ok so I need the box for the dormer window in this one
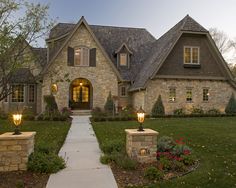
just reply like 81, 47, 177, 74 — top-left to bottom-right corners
74, 47, 89, 66
184, 46, 200, 64
120, 53, 127, 66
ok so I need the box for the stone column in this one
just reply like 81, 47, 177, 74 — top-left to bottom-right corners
125, 129, 158, 163
0, 132, 36, 171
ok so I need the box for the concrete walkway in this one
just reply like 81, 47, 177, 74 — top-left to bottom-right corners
46, 116, 118, 188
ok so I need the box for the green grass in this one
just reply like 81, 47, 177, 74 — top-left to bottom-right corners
0, 120, 71, 154
92, 117, 236, 188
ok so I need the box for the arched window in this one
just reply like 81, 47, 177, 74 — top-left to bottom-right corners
74, 47, 89, 66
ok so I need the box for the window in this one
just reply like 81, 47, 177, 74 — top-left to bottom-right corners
169, 88, 176, 102
186, 88, 192, 102
184, 46, 199, 64
28, 85, 35, 103
12, 85, 24, 102
121, 86, 127, 97
120, 53, 127, 66
74, 47, 89, 66
203, 88, 209, 102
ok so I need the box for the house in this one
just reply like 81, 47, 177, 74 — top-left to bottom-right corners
2, 15, 236, 114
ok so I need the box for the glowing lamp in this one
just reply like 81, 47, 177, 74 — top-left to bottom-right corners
12, 113, 22, 135
137, 106, 145, 131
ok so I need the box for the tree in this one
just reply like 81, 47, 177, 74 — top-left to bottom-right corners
151, 95, 165, 117
104, 91, 115, 115
225, 93, 236, 114
0, 0, 53, 101
209, 28, 233, 56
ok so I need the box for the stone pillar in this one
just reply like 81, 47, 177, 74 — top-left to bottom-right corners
0, 132, 36, 171
125, 129, 158, 163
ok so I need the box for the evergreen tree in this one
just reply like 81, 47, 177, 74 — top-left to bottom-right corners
151, 95, 165, 117
104, 91, 114, 114
225, 93, 236, 114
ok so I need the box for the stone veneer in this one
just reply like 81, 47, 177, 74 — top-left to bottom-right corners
0, 132, 36, 171
125, 129, 158, 163
42, 23, 118, 111
133, 79, 236, 114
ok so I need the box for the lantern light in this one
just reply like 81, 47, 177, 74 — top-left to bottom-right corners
12, 113, 22, 135
137, 106, 145, 131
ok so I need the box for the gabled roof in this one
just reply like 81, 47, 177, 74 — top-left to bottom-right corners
31, 47, 47, 67
114, 43, 133, 54
46, 21, 156, 81
10, 68, 36, 83
130, 15, 209, 91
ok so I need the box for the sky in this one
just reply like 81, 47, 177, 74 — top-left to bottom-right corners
30, 0, 236, 63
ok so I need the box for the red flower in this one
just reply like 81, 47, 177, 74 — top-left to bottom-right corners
183, 149, 191, 155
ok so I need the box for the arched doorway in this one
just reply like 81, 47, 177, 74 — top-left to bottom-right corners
69, 78, 93, 110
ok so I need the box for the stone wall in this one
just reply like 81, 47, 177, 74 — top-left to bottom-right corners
142, 78, 236, 114
42, 23, 118, 111
0, 132, 36, 171
125, 129, 158, 163
132, 91, 145, 111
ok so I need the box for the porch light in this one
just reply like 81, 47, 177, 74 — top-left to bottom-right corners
79, 82, 83, 86
137, 106, 145, 131
51, 84, 58, 94
12, 113, 22, 135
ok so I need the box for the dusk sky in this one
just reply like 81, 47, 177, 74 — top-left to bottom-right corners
31, 0, 236, 62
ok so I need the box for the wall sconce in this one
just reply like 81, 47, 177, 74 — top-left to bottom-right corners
51, 83, 58, 94
12, 113, 22, 135
137, 106, 145, 131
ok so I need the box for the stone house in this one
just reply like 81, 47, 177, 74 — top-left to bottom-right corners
2, 15, 236, 114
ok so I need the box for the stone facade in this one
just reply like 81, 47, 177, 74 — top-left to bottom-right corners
42, 23, 118, 110
132, 91, 145, 111
125, 129, 158, 163
0, 132, 36, 171
133, 78, 236, 115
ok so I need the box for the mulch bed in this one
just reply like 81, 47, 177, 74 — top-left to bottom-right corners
0, 171, 49, 188
111, 161, 199, 188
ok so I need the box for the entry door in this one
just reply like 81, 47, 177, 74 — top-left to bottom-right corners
72, 85, 90, 109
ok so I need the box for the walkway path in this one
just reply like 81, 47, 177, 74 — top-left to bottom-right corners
46, 116, 118, 188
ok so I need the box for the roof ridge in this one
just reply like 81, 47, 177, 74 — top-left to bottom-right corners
89, 24, 146, 30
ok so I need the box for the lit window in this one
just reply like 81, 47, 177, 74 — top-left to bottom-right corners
120, 53, 127, 66
12, 85, 24, 102
203, 88, 209, 101
28, 85, 35, 103
121, 86, 127, 97
186, 88, 192, 102
184, 47, 199, 64
75, 47, 89, 66
169, 88, 176, 102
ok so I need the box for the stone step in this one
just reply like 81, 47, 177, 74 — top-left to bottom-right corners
72, 110, 91, 116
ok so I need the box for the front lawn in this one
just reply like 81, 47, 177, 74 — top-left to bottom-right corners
92, 117, 236, 188
0, 120, 71, 188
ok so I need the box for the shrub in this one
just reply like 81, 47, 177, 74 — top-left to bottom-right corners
225, 93, 236, 114
157, 136, 176, 152
104, 91, 115, 115
181, 154, 197, 166
172, 160, 187, 172
116, 156, 137, 170
61, 107, 72, 117
100, 154, 112, 164
100, 140, 123, 154
207, 108, 221, 115
144, 166, 164, 180
0, 108, 8, 120
151, 95, 165, 116
191, 106, 204, 115
27, 152, 65, 173
171, 144, 191, 156
173, 108, 185, 115
44, 95, 58, 115
159, 156, 172, 170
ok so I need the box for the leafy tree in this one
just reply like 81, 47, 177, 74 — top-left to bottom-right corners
0, 0, 53, 101
104, 91, 114, 114
151, 95, 165, 116
225, 93, 236, 114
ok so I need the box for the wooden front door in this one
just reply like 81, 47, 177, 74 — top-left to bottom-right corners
71, 85, 90, 109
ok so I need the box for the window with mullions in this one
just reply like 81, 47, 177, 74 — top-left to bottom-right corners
12, 85, 24, 102
169, 88, 176, 102
186, 88, 192, 102
203, 88, 209, 102
28, 85, 35, 103
184, 46, 200, 64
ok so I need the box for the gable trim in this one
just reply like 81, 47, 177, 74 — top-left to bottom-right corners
115, 43, 133, 54
42, 17, 122, 80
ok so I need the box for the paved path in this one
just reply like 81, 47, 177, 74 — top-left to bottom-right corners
46, 116, 118, 188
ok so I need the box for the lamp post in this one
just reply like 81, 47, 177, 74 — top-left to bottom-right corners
137, 106, 145, 132
12, 113, 22, 135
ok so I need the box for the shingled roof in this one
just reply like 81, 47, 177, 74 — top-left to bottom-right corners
46, 15, 211, 89
31, 47, 47, 67
130, 15, 208, 90
10, 68, 36, 83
